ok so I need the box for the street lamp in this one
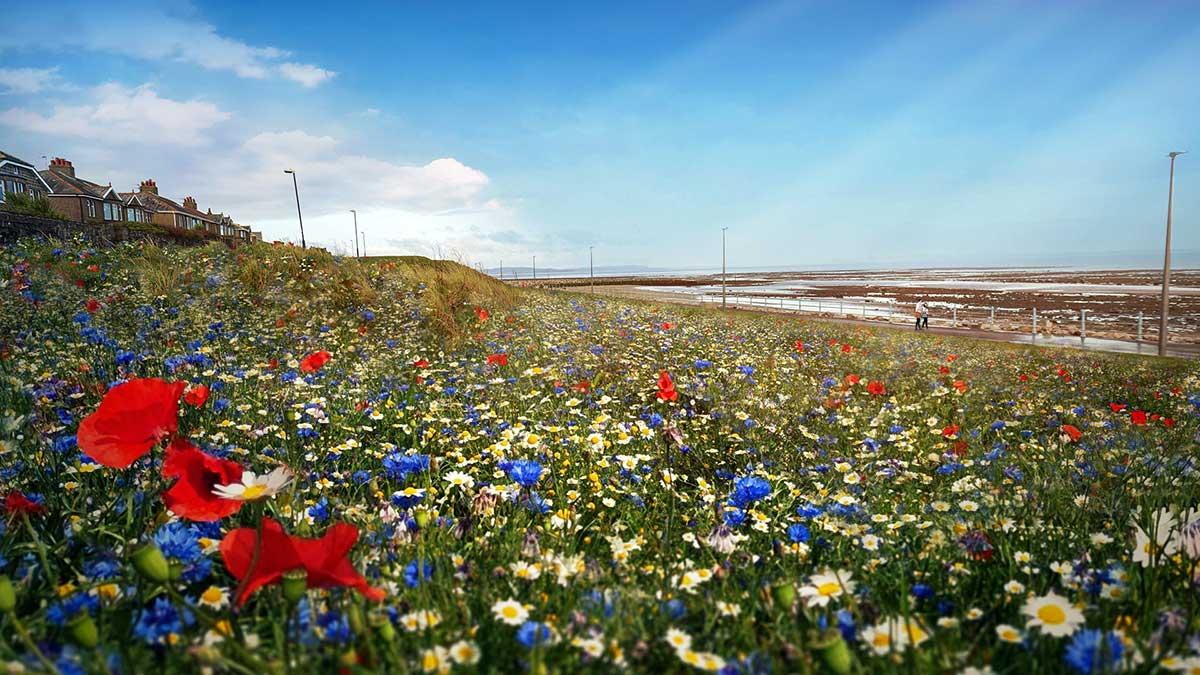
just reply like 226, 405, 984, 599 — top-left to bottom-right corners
1159, 151, 1186, 356
361, 231, 366, 258
283, 170, 305, 249
350, 209, 360, 259
721, 227, 728, 309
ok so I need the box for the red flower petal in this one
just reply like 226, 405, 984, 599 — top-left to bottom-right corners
220, 518, 302, 606
299, 350, 332, 373
293, 523, 386, 601
161, 438, 244, 522
76, 378, 185, 468
184, 385, 210, 408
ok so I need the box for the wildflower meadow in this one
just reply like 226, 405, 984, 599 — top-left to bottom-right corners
0, 239, 1198, 674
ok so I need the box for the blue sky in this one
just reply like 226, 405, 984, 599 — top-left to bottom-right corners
2, 0, 1197, 269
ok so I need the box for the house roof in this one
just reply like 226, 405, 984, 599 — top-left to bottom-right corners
120, 190, 217, 223
0, 150, 39, 168
40, 170, 120, 201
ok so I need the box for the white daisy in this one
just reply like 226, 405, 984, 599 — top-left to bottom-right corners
212, 466, 294, 502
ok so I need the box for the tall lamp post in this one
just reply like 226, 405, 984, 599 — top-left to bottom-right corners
361, 231, 366, 258
283, 169, 305, 249
1159, 151, 1186, 356
721, 227, 728, 309
350, 209, 360, 259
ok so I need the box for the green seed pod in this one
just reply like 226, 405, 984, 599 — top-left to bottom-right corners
347, 603, 366, 634
68, 613, 99, 648
812, 631, 852, 675
282, 569, 308, 603
414, 509, 432, 528
130, 543, 170, 583
0, 575, 15, 613
773, 582, 796, 607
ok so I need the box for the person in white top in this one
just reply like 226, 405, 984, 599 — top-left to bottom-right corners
914, 300, 928, 331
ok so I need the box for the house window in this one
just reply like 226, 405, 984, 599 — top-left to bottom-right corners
86, 200, 97, 218
129, 208, 142, 222
103, 203, 122, 221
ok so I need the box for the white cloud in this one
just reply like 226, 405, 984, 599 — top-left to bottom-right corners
278, 63, 337, 88
208, 130, 489, 217
1, 83, 231, 146
0, 67, 68, 94
0, 4, 331, 86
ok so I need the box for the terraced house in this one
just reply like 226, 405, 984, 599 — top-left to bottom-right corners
0, 151, 51, 200
39, 158, 141, 224
121, 179, 214, 232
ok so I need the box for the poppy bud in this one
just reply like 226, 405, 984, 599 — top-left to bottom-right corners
0, 576, 15, 612
414, 509, 432, 528
773, 582, 796, 607
347, 603, 366, 634
282, 569, 307, 603
131, 543, 170, 583
168, 561, 184, 581
371, 615, 396, 642
811, 630, 851, 675
68, 613, 99, 648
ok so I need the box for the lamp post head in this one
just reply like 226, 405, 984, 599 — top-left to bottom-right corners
283, 169, 294, 174
1168, 151, 1187, 159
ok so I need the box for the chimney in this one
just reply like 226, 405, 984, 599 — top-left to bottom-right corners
139, 179, 158, 195
48, 157, 75, 178
183, 196, 198, 211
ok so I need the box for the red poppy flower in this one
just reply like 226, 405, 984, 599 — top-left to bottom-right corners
794, 339, 805, 353
1130, 410, 1147, 426
161, 438, 244, 522
76, 378, 186, 468
573, 380, 590, 393
475, 306, 490, 322
1163, 417, 1176, 428
1018, 374, 1029, 382
661, 322, 674, 330
85, 298, 101, 314
299, 350, 332, 373
656, 371, 678, 402
1060, 424, 1082, 443
953, 380, 968, 393
413, 358, 430, 369
487, 353, 508, 367
844, 374, 861, 386
866, 381, 886, 396
841, 343, 853, 354
184, 385, 210, 408
941, 424, 960, 438
946, 354, 958, 362
220, 518, 384, 606
4, 491, 46, 517
938, 366, 951, 375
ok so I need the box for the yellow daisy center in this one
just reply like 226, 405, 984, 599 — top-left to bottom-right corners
241, 484, 267, 500
1037, 604, 1066, 624
817, 581, 841, 596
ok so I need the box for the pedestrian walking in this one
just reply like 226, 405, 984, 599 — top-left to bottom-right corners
914, 299, 926, 331
920, 300, 929, 330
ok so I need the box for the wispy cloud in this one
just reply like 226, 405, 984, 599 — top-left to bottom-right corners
0, 66, 70, 94
1, 83, 231, 146
0, 3, 333, 86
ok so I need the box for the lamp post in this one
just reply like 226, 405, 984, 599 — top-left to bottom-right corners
1159, 151, 1186, 356
350, 209, 360, 259
721, 227, 728, 309
360, 231, 366, 258
283, 169, 305, 249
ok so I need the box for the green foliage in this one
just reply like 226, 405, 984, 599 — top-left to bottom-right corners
1, 191, 67, 219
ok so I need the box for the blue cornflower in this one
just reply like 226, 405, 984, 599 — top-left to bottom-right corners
728, 476, 771, 508
504, 459, 544, 488
133, 597, 192, 645
307, 498, 331, 523
317, 611, 353, 644
723, 508, 747, 527
516, 621, 554, 648
1063, 629, 1123, 674
404, 559, 434, 588
153, 522, 202, 564
787, 523, 811, 543
382, 452, 430, 481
